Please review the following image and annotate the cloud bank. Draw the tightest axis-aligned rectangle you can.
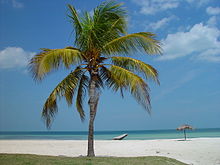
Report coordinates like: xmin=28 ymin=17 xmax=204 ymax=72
xmin=132 ymin=0 xmax=179 ymax=15
xmin=206 ymin=7 xmax=220 ymax=15
xmin=132 ymin=0 xmax=211 ymax=15
xmin=147 ymin=16 xmax=176 ymax=30
xmin=157 ymin=23 xmax=220 ymax=62
xmin=0 ymin=47 xmax=35 ymax=69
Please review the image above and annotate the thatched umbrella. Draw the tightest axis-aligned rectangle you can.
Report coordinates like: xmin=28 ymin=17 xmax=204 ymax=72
xmin=177 ymin=124 xmax=193 ymax=140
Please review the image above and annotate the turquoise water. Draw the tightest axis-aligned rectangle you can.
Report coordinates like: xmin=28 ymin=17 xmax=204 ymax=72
xmin=0 ymin=128 xmax=219 ymax=140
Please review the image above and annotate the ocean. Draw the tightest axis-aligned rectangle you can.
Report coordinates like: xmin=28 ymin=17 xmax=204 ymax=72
xmin=0 ymin=128 xmax=219 ymax=140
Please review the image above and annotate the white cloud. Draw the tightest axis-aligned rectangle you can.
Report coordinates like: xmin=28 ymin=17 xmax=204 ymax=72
xmin=207 ymin=16 xmax=218 ymax=26
xmin=147 ymin=16 xmax=176 ymax=30
xmin=197 ymin=49 xmax=220 ymax=62
xmin=132 ymin=0 xmax=211 ymax=15
xmin=0 ymin=47 xmax=35 ymax=69
xmin=158 ymin=23 xmax=220 ymax=62
xmin=186 ymin=0 xmax=210 ymax=6
xmin=12 ymin=0 xmax=23 ymax=8
xmin=132 ymin=0 xmax=179 ymax=15
xmin=206 ymin=7 xmax=220 ymax=15
xmin=0 ymin=0 xmax=23 ymax=8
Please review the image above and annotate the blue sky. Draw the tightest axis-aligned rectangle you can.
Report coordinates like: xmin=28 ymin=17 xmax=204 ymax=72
xmin=0 ymin=0 xmax=219 ymax=131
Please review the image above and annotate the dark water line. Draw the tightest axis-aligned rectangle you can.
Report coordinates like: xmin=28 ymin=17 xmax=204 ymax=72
xmin=1 ymin=128 xmax=219 ymax=135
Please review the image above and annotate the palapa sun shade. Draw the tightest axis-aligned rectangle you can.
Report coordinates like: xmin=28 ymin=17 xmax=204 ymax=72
xmin=177 ymin=124 xmax=193 ymax=140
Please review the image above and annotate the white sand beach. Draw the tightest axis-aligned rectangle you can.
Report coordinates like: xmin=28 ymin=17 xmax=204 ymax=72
xmin=0 ymin=138 xmax=220 ymax=165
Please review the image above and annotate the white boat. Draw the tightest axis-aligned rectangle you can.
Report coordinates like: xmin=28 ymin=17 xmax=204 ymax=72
xmin=113 ymin=133 xmax=128 ymax=140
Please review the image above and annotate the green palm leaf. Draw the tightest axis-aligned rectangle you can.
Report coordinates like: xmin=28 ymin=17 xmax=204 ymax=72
xmin=103 ymin=32 xmax=162 ymax=56
xmin=42 ymin=67 xmax=84 ymax=128
xmin=101 ymin=65 xmax=151 ymax=113
xmin=93 ymin=0 xmax=127 ymax=35
xmin=76 ymin=74 xmax=89 ymax=121
xmin=29 ymin=47 xmax=83 ymax=80
xmin=67 ymin=4 xmax=82 ymax=45
xmin=99 ymin=66 xmax=124 ymax=92
xmin=111 ymin=56 xmax=159 ymax=84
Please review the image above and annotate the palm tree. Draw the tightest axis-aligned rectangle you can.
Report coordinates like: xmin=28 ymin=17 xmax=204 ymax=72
xmin=29 ymin=1 xmax=162 ymax=157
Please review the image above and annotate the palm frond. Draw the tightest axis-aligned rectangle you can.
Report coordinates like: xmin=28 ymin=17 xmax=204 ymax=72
xmin=99 ymin=66 xmax=125 ymax=94
xmin=92 ymin=1 xmax=127 ymax=49
xmin=42 ymin=67 xmax=84 ymax=128
xmin=111 ymin=57 xmax=159 ymax=84
xmin=93 ymin=0 xmax=127 ymax=33
xmin=76 ymin=74 xmax=89 ymax=121
xmin=71 ymin=1 xmax=127 ymax=51
xmin=67 ymin=4 xmax=82 ymax=45
xmin=29 ymin=47 xmax=83 ymax=80
xmin=76 ymin=11 xmax=95 ymax=50
xmin=103 ymin=32 xmax=162 ymax=56
xmin=94 ymin=0 xmax=126 ymax=18
xmin=100 ymin=65 xmax=151 ymax=112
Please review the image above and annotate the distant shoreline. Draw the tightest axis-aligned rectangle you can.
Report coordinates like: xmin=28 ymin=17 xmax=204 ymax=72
xmin=0 ymin=138 xmax=220 ymax=165
xmin=1 ymin=128 xmax=220 ymax=140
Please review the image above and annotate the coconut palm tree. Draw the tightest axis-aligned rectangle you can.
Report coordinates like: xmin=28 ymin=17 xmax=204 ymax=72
xmin=29 ymin=1 xmax=162 ymax=157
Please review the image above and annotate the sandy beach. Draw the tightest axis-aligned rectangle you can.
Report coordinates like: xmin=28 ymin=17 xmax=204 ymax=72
xmin=0 ymin=138 xmax=220 ymax=165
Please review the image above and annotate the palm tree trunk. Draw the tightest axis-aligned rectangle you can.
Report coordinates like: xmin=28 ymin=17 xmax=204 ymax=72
xmin=184 ymin=129 xmax=186 ymax=140
xmin=87 ymin=71 xmax=99 ymax=157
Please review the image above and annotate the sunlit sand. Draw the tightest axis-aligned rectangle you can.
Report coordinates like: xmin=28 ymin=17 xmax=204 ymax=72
xmin=1 ymin=138 xmax=220 ymax=165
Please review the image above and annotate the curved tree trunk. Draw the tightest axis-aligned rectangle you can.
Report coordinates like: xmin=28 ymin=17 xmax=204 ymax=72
xmin=87 ymin=71 xmax=99 ymax=157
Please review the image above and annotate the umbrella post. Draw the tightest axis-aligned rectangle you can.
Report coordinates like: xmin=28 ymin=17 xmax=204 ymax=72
xmin=177 ymin=124 xmax=193 ymax=141
xmin=184 ymin=129 xmax=186 ymax=140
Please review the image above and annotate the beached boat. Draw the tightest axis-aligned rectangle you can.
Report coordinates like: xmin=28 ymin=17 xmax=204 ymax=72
xmin=113 ymin=134 xmax=128 ymax=140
